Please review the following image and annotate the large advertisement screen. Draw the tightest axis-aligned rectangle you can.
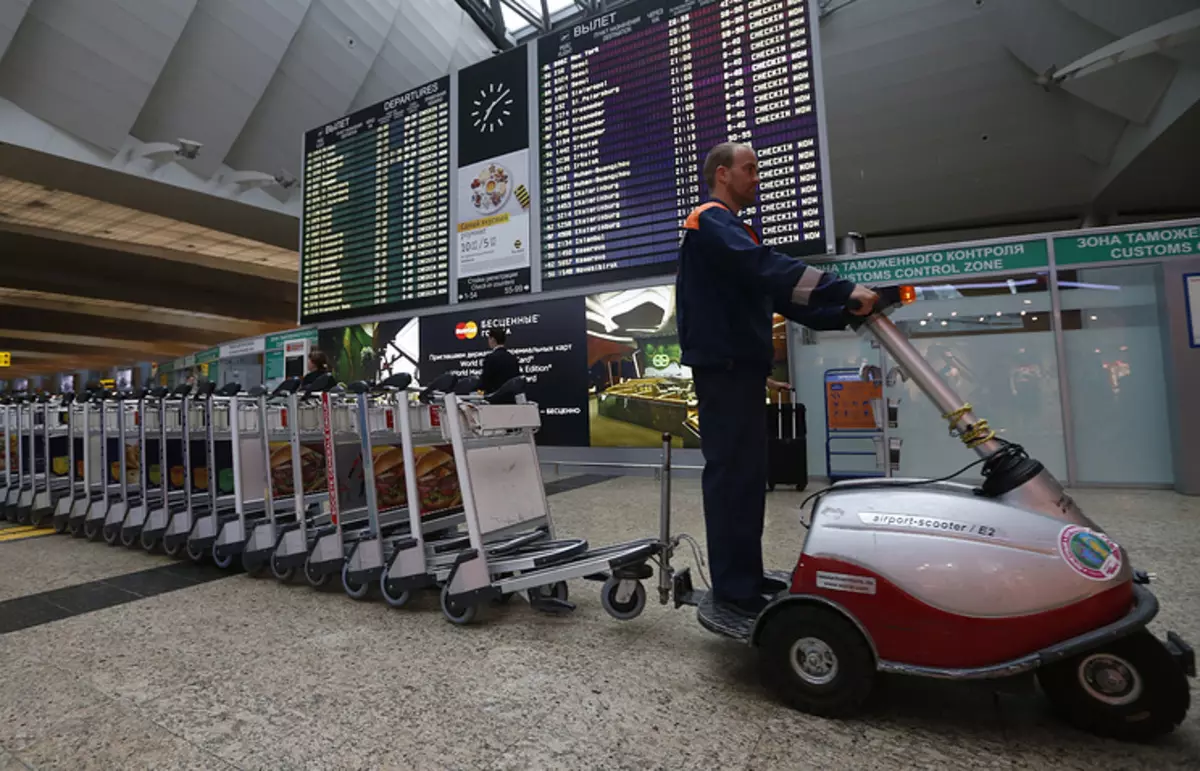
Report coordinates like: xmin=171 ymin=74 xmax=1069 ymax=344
xmin=418 ymin=297 xmax=590 ymax=447
xmin=309 ymin=283 xmax=791 ymax=449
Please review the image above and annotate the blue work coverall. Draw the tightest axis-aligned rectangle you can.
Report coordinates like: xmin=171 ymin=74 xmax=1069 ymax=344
xmin=675 ymin=201 xmax=858 ymax=605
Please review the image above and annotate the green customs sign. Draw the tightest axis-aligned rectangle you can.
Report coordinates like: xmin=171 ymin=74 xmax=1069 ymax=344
xmin=1054 ymin=224 xmax=1200 ymax=266
xmin=828 ymin=239 xmax=1049 ymax=285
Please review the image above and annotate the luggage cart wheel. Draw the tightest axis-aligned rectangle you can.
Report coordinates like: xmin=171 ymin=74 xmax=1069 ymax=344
xmin=84 ymin=519 xmax=101 ymax=542
xmin=140 ymin=530 xmax=158 ymax=552
xmin=270 ymin=553 xmax=295 ymax=583
xmin=528 ymin=581 xmax=569 ymax=605
xmin=186 ymin=540 xmax=206 ymax=563
xmin=440 ymin=585 xmax=478 ymax=625
xmin=600 ymin=577 xmax=647 ymax=621
xmin=212 ymin=545 xmax=235 ymax=571
xmin=120 ymin=528 xmax=137 ymax=548
xmin=163 ymin=538 xmax=184 ymax=559
xmin=102 ymin=525 xmax=119 ymax=546
xmin=342 ymin=563 xmax=371 ymax=601
xmin=68 ymin=519 xmax=83 ymax=538
xmin=379 ymin=573 xmax=412 ymax=608
xmin=304 ymin=557 xmax=331 ymax=589
xmin=54 ymin=518 xmax=68 ymax=535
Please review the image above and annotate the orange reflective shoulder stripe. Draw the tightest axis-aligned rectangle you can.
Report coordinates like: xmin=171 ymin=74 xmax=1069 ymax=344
xmin=681 ymin=201 xmax=762 ymax=244
xmin=683 ymin=201 xmax=729 ymax=230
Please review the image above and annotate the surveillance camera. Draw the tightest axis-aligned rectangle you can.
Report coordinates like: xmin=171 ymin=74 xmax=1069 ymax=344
xmin=175 ymin=138 xmax=203 ymax=159
xmin=274 ymin=170 xmax=298 ymax=189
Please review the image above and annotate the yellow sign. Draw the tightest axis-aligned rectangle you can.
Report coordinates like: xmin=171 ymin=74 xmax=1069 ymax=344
xmin=100 ymin=378 xmax=115 ymax=389
xmin=457 ymin=213 xmax=510 ymax=232
xmin=0 ymin=352 xmax=10 ymax=367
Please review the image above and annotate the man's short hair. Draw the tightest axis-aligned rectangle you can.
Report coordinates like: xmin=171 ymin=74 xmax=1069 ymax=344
xmin=488 ymin=328 xmax=507 ymax=345
xmin=703 ymin=142 xmax=751 ymax=188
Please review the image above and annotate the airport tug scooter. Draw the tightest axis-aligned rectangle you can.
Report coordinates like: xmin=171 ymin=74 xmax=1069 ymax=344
xmin=649 ymin=285 xmax=1193 ymax=742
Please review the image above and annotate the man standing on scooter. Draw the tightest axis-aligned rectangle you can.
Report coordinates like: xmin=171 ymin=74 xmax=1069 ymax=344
xmin=676 ymin=142 xmax=878 ymax=618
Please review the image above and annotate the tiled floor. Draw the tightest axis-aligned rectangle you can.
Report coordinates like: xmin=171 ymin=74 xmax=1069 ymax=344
xmin=0 ymin=477 xmax=1197 ymax=770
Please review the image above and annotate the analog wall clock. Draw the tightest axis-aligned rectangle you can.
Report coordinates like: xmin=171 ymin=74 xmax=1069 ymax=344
xmin=472 ymin=82 xmax=514 ymax=134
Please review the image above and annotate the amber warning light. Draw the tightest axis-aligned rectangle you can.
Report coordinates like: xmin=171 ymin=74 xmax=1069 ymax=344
xmin=898 ymin=285 xmax=917 ymax=305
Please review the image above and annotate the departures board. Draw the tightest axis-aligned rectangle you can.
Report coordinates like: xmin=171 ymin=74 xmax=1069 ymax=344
xmin=300 ymin=77 xmax=452 ymax=324
xmin=538 ymin=0 xmax=828 ymax=289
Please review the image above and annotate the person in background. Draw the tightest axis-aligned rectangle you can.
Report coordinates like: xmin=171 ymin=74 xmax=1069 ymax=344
xmin=676 ymin=141 xmax=878 ymax=619
xmin=303 ymin=349 xmax=331 ymax=387
xmin=478 ymin=328 xmax=519 ymax=402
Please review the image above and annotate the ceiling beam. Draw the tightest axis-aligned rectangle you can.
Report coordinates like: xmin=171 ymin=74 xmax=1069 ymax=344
xmin=0 ymin=143 xmax=299 ymax=250
xmin=0 ymin=221 xmax=295 ymax=282
xmin=0 ymin=336 xmax=164 ymax=361
xmin=0 ymin=305 xmax=227 ymax=347
xmin=0 ymin=287 xmax=278 ymax=338
xmin=0 ymin=230 xmax=296 ymax=323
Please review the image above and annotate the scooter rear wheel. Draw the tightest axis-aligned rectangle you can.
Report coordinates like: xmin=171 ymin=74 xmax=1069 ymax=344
xmin=1038 ymin=629 xmax=1189 ymax=742
xmin=757 ymin=604 xmax=875 ymax=718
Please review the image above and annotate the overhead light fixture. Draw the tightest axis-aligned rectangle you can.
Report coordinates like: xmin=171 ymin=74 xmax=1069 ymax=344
xmin=1023 ymin=299 xmax=1032 ymax=304
xmin=1090 ymin=315 xmax=1099 ymax=321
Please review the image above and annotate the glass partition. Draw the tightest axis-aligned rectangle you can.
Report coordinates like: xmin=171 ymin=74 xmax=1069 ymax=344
xmin=1058 ymin=264 xmax=1174 ymax=484
xmin=793 ymin=272 xmax=1068 ymax=481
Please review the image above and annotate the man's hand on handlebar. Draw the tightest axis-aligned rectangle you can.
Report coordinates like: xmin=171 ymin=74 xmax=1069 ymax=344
xmin=847 ymin=285 xmax=879 ymax=316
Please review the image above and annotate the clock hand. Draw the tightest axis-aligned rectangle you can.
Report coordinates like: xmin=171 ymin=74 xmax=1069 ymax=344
xmin=481 ymin=88 xmax=512 ymax=124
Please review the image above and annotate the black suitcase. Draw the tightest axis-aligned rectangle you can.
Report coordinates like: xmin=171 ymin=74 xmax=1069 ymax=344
xmin=767 ymin=390 xmax=807 ymax=492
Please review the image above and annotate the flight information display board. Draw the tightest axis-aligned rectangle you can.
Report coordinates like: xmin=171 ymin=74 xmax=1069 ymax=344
xmin=538 ymin=0 xmax=827 ymax=289
xmin=300 ymin=77 xmax=452 ymax=324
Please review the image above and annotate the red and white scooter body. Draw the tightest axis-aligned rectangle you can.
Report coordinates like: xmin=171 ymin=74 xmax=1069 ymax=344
xmin=793 ymin=476 xmax=1134 ymax=671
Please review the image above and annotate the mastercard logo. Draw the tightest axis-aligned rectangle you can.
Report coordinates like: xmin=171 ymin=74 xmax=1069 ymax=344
xmin=455 ymin=321 xmax=478 ymax=340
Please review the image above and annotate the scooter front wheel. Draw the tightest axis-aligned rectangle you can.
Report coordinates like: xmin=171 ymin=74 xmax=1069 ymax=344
xmin=757 ymin=604 xmax=875 ymax=718
xmin=1038 ymin=629 xmax=1189 ymax=742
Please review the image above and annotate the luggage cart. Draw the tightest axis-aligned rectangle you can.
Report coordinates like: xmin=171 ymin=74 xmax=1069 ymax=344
xmin=0 ymin=398 xmax=10 ymax=517
xmin=140 ymin=384 xmax=198 ymax=555
xmin=211 ymin=384 xmax=275 ymax=569
xmin=101 ymin=392 xmax=143 ymax=545
xmin=12 ymin=395 xmax=39 ymax=524
xmin=420 ymin=376 xmax=659 ymax=625
xmin=161 ymin=383 xmax=217 ymax=557
xmin=264 ymin=375 xmax=338 ymax=583
xmin=4 ymin=396 xmax=31 ymax=522
xmin=83 ymin=393 xmax=127 ymax=541
xmin=185 ymin=383 xmax=244 ymax=563
xmin=377 ymin=375 xmax=583 ymax=612
xmin=51 ymin=393 xmax=87 ymax=534
xmin=30 ymin=394 xmax=73 ymax=528
xmin=237 ymin=378 xmax=310 ymax=575
xmin=119 ymin=387 xmax=168 ymax=547
xmin=323 ymin=374 xmax=519 ymax=601
xmin=65 ymin=392 xmax=105 ymax=536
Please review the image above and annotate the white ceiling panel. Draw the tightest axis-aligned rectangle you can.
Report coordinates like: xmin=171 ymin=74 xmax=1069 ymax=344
xmin=132 ymin=0 xmax=312 ymax=177
xmin=0 ymin=0 xmax=196 ymax=152
xmin=224 ymin=0 xmax=400 ymax=178
xmin=0 ymin=0 xmax=31 ymax=62
xmin=350 ymin=0 xmax=493 ymax=112
xmin=998 ymin=0 xmax=1176 ymax=124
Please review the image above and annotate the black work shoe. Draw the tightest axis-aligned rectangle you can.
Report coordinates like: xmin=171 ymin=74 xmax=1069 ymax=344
xmin=715 ymin=594 xmax=770 ymax=619
xmin=760 ymin=576 xmax=789 ymax=596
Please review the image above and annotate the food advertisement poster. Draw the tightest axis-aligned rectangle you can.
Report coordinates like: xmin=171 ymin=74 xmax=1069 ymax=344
xmin=418 ymin=296 xmax=589 ymax=447
xmin=455 ymin=46 xmax=532 ymax=302
xmin=370 ymin=444 xmax=463 ymax=517
xmin=268 ymin=442 xmax=327 ymax=497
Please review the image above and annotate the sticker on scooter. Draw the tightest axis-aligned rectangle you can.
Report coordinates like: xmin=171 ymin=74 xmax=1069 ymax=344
xmin=858 ymin=512 xmax=1002 ymax=538
xmin=815 ymin=571 xmax=876 ymax=595
xmin=1058 ymin=525 xmax=1122 ymax=581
